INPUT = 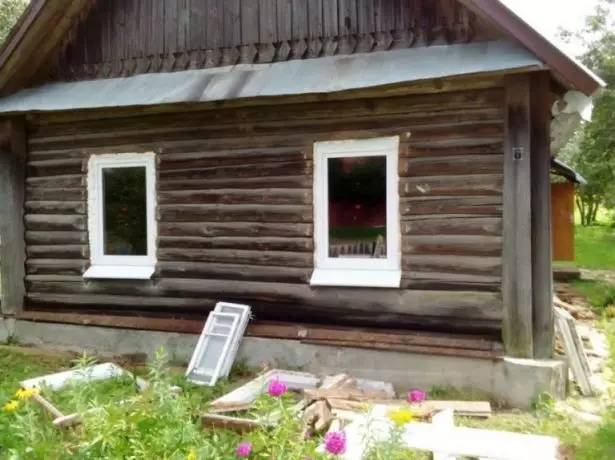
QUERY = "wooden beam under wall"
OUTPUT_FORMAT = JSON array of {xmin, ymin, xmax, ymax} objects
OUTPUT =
[
  {"xmin": 0, "ymin": 118, "xmax": 27, "ymax": 317},
  {"xmin": 502, "ymin": 75, "xmax": 533, "ymax": 358},
  {"xmin": 530, "ymin": 72, "xmax": 554, "ymax": 359}
]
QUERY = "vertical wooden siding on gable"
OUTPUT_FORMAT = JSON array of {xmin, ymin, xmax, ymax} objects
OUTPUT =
[
  {"xmin": 41, "ymin": 0, "xmax": 497, "ymax": 82},
  {"xmin": 23, "ymin": 87, "xmax": 504, "ymax": 334}
]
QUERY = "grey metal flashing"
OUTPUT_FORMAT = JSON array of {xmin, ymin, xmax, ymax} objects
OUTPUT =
[
  {"xmin": 0, "ymin": 41, "xmax": 543, "ymax": 114},
  {"xmin": 550, "ymin": 157, "xmax": 587, "ymax": 186}
]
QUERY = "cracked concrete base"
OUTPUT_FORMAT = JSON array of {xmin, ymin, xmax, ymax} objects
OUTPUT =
[{"xmin": 11, "ymin": 320, "xmax": 566, "ymax": 409}]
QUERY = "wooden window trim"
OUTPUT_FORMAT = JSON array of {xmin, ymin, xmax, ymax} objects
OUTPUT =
[
  {"xmin": 84, "ymin": 152, "xmax": 157, "ymax": 280},
  {"xmin": 311, "ymin": 136, "xmax": 401, "ymax": 288}
]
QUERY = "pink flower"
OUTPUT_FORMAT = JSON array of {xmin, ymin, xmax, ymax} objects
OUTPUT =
[
  {"xmin": 324, "ymin": 431, "xmax": 346, "ymax": 455},
  {"xmin": 267, "ymin": 378, "xmax": 288, "ymax": 397},
  {"xmin": 408, "ymin": 389, "xmax": 426, "ymax": 403},
  {"xmin": 235, "ymin": 441, "xmax": 252, "ymax": 457}
]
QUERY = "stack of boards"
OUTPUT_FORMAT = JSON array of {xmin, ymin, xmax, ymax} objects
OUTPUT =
[{"xmin": 185, "ymin": 302, "xmax": 252, "ymax": 386}]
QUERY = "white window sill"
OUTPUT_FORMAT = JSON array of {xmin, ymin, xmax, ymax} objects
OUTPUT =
[
  {"xmin": 83, "ymin": 265, "xmax": 155, "ymax": 280},
  {"xmin": 310, "ymin": 268, "xmax": 401, "ymax": 288}
]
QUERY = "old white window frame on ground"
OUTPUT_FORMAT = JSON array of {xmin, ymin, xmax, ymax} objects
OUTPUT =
[
  {"xmin": 83, "ymin": 152, "xmax": 157, "ymax": 280},
  {"xmin": 311, "ymin": 136, "xmax": 401, "ymax": 288}
]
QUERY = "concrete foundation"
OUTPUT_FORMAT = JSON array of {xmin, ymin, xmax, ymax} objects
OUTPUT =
[{"xmin": 9, "ymin": 320, "xmax": 566, "ymax": 409}]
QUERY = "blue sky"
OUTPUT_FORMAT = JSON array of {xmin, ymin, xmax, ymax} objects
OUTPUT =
[{"xmin": 502, "ymin": 0, "xmax": 599, "ymax": 55}]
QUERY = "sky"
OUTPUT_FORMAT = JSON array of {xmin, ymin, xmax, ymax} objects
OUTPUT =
[{"xmin": 502, "ymin": 0, "xmax": 600, "ymax": 56}]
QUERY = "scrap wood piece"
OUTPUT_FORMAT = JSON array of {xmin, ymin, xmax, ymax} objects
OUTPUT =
[
  {"xmin": 202, "ymin": 413, "xmax": 262, "ymax": 433},
  {"xmin": 209, "ymin": 369, "xmax": 320, "ymax": 413},
  {"xmin": 304, "ymin": 386, "xmax": 394, "ymax": 403},
  {"xmin": 324, "ymin": 398, "xmax": 490, "ymax": 419},
  {"xmin": 340, "ymin": 407, "xmax": 559, "ymax": 460},
  {"xmin": 320, "ymin": 374, "xmax": 395, "ymax": 398},
  {"xmin": 554, "ymin": 307, "xmax": 594, "ymax": 396},
  {"xmin": 304, "ymin": 398, "xmax": 333, "ymax": 432}
]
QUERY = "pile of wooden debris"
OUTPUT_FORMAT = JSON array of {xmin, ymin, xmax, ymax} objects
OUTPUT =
[{"xmin": 202, "ymin": 369, "xmax": 563, "ymax": 459}]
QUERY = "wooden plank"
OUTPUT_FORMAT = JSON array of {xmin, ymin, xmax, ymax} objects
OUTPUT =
[
  {"xmin": 0, "ymin": 119, "xmax": 27, "ymax": 316},
  {"xmin": 357, "ymin": 0, "xmax": 375, "ymax": 34},
  {"xmin": 530, "ymin": 72, "xmax": 554, "ymax": 359},
  {"xmin": 502, "ymin": 74, "xmax": 533, "ymax": 358},
  {"xmin": 241, "ymin": 0, "xmax": 259, "ymax": 44},
  {"xmin": 323, "ymin": 0, "xmax": 339, "ymax": 37},
  {"xmin": 202, "ymin": 413, "xmax": 262, "ymax": 433},
  {"xmin": 259, "ymin": 0, "xmax": 278, "ymax": 43},
  {"xmin": 164, "ymin": 0, "xmax": 179, "ymax": 53},
  {"xmin": 554, "ymin": 307, "xmax": 593, "ymax": 396},
  {"xmin": 403, "ymin": 217, "xmax": 502, "ymax": 236},
  {"xmin": 403, "ymin": 235, "xmax": 502, "ymax": 257},
  {"xmin": 307, "ymin": 0, "xmax": 323, "ymax": 38},
  {"xmin": 337, "ymin": 0, "xmax": 357, "ymax": 35},
  {"xmin": 276, "ymin": 0, "xmax": 293, "ymax": 41},
  {"xmin": 291, "ymin": 0, "xmax": 308, "ymax": 39},
  {"xmin": 210, "ymin": 369, "xmax": 320, "ymax": 412},
  {"xmin": 207, "ymin": 0, "xmax": 222, "ymax": 48}
]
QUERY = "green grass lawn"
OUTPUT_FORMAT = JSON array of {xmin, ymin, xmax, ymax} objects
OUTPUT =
[{"xmin": 575, "ymin": 224, "xmax": 615, "ymax": 269}]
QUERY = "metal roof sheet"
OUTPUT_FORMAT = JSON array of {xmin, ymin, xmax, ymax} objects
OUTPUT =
[{"xmin": 0, "ymin": 41, "xmax": 543, "ymax": 114}]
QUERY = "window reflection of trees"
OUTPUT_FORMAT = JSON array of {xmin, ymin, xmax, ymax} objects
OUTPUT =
[{"xmin": 102, "ymin": 167, "xmax": 147, "ymax": 256}]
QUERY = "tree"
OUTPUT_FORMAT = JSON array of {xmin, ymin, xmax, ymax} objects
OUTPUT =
[
  {"xmin": 560, "ymin": 0, "xmax": 615, "ymax": 226},
  {"xmin": 0, "ymin": 0, "xmax": 28, "ymax": 45}
]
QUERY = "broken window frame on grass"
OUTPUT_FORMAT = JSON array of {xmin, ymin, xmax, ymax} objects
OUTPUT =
[{"xmin": 21, "ymin": 362, "xmax": 178, "ymax": 428}]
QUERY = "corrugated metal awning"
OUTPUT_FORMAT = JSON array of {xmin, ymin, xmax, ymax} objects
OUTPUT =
[
  {"xmin": 0, "ymin": 41, "xmax": 543, "ymax": 114},
  {"xmin": 551, "ymin": 157, "xmax": 587, "ymax": 185}
]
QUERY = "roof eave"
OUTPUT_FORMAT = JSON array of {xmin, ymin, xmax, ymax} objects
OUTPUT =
[{"xmin": 458, "ymin": 0, "xmax": 606, "ymax": 97}]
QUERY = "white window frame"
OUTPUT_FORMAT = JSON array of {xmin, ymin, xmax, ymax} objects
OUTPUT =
[
  {"xmin": 83, "ymin": 152, "xmax": 157, "ymax": 280},
  {"xmin": 310, "ymin": 136, "xmax": 401, "ymax": 288}
]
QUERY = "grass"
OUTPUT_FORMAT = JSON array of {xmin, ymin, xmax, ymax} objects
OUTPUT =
[{"xmin": 575, "ymin": 224, "xmax": 615, "ymax": 269}]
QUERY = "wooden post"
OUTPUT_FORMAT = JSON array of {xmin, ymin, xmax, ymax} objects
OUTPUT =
[
  {"xmin": 502, "ymin": 75, "xmax": 533, "ymax": 358},
  {"xmin": 531, "ymin": 72, "xmax": 554, "ymax": 359},
  {"xmin": 0, "ymin": 118, "xmax": 26, "ymax": 317}
]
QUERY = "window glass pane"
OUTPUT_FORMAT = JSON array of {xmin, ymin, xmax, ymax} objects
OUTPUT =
[
  {"xmin": 327, "ymin": 156, "xmax": 387, "ymax": 259},
  {"xmin": 102, "ymin": 166, "xmax": 147, "ymax": 256}
]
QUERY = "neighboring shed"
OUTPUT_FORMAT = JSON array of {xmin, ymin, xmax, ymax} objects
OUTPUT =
[
  {"xmin": 0, "ymin": 0, "xmax": 605, "ymax": 374},
  {"xmin": 550, "ymin": 158, "xmax": 586, "ymax": 263}
]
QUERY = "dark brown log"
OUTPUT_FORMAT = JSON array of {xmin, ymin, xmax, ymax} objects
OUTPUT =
[
  {"xmin": 158, "ymin": 236, "xmax": 313, "ymax": 252},
  {"xmin": 403, "ymin": 255, "xmax": 501, "ymax": 277},
  {"xmin": 158, "ymin": 149, "xmax": 307, "ymax": 170},
  {"xmin": 158, "ymin": 161, "xmax": 311, "ymax": 181},
  {"xmin": 403, "ymin": 235, "xmax": 502, "ymax": 257},
  {"xmin": 401, "ymin": 196, "xmax": 502, "ymax": 216},
  {"xmin": 401, "ymin": 278, "xmax": 500, "ymax": 293},
  {"xmin": 26, "ymin": 259, "xmax": 88, "ymax": 276},
  {"xmin": 25, "ymin": 201, "xmax": 86, "ymax": 214},
  {"xmin": 25, "ymin": 278, "xmax": 503, "ymax": 321},
  {"xmin": 530, "ymin": 72, "xmax": 554, "ymax": 359},
  {"xmin": 26, "ymin": 231, "xmax": 87, "ymax": 245},
  {"xmin": 0, "ymin": 118, "xmax": 26, "ymax": 315},
  {"xmin": 26, "ymin": 245, "xmax": 88, "ymax": 259},
  {"xmin": 158, "ymin": 189, "xmax": 311, "ymax": 206},
  {"xmin": 18, "ymin": 310, "xmax": 503, "ymax": 345},
  {"xmin": 301, "ymin": 339, "xmax": 500, "ymax": 360},
  {"xmin": 158, "ymin": 204, "xmax": 312, "ymax": 223},
  {"xmin": 25, "ymin": 293, "xmax": 214, "ymax": 308},
  {"xmin": 26, "ymin": 187, "xmax": 85, "ymax": 201},
  {"xmin": 158, "ymin": 248, "xmax": 313, "ymax": 267},
  {"xmin": 159, "ymin": 175, "xmax": 312, "ymax": 192},
  {"xmin": 401, "ymin": 174, "xmax": 503, "ymax": 197},
  {"xmin": 30, "ymin": 89, "xmax": 504, "ymax": 140},
  {"xmin": 158, "ymin": 221, "xmax": 313, "ymax": 238},
  {"xmin": 407, "ymin": 124, "xmax": 504, "ymax": 144},
  {"xmin": 25, "ymin": 215, "xmax": 86, "ymax": 231},
  {"xmin": 157, "ymin": 262, "xmax": 310, "ymax": 284},
  {"xmin": 403, "ymin": 142, "xmax": 503, "ymax": 158},
  {"xmin": 502, "ymin": 74, "xmax": 533, "ymax": 358},
  {"xmin": 401, "ymin": 155, "xmax": 503, "ymax": 177},
  {"xmin": 402, "ymin": 217, "xmax": 502, "ymax": 236},
  {"xmin": 27, "ymin": 159, "xmax": 83, "ymax": 177},
  {"xmin": 25, "ymin": 174, "xmax": 84, "ymax": 188}
]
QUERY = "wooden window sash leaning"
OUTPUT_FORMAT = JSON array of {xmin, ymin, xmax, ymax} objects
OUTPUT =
[
  {"xmin": 84, "ymin": 152, "xmax": 157, "ymax": 280},
  {"xmin": 311, "ymin": 136, "xmax": 402, "ymax": 288}
]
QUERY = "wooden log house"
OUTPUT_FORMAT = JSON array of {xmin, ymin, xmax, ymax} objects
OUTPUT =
[{"xmin": 0, "ymin": 0, "xmax": 605, "ymax": 361}]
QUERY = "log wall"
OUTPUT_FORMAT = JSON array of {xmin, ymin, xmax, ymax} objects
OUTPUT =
[{"xmin": 24, "ymin": 87, "xmax": 505, "ymax": 336}]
